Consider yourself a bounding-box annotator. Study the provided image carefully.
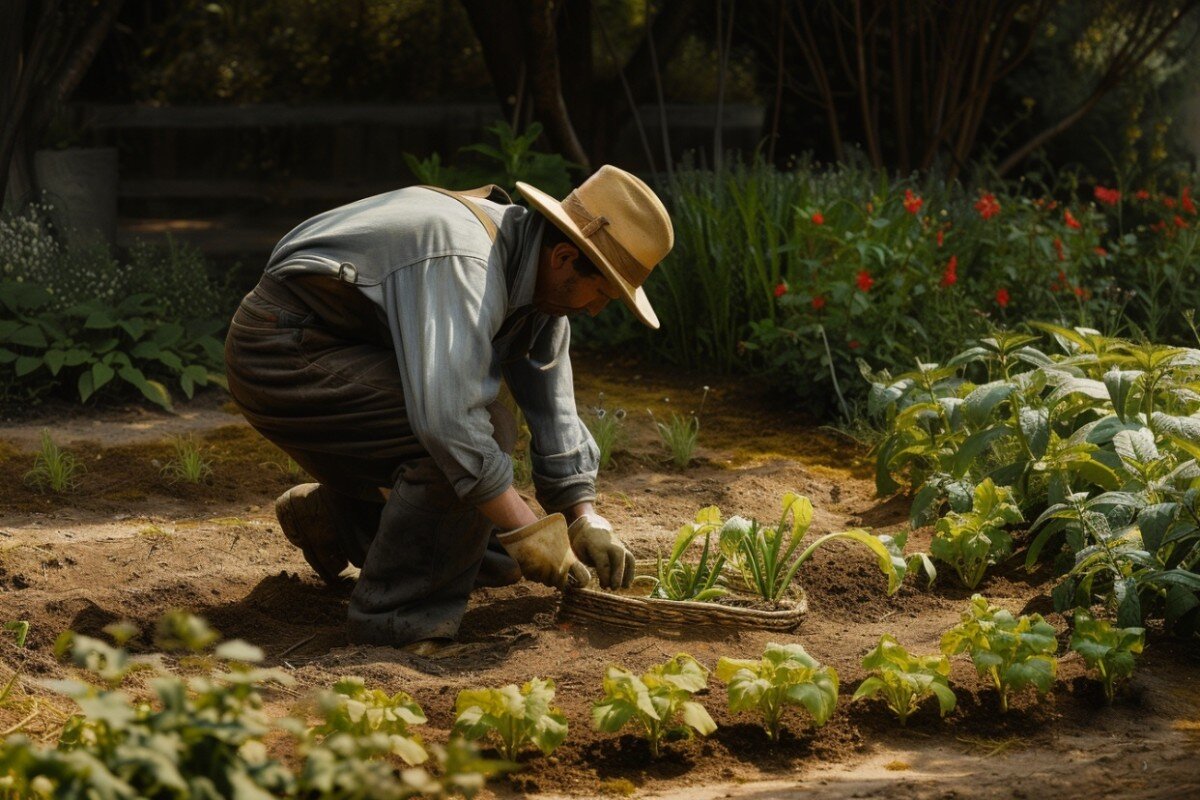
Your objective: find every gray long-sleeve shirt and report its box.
[265,187,600,511]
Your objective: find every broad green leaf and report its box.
[963,381,1016,428]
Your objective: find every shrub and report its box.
[930,479,1024,588]
[716,642,839,740]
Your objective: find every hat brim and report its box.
[517,180,660,329]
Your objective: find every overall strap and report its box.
[419,184,513,243]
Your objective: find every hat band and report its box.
[561,192,651,286]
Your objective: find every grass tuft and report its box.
[161,435,213,484]
[23,430,82,493]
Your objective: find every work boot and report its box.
[275,483,351,586]
[474,534,522,588]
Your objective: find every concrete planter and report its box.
[34,147,119,248]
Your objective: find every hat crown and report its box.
[574,165,674,270]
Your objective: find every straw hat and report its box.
[517,165,673,329]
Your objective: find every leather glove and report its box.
[568,513,635,589]
[495,513,592,591]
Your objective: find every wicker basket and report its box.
[557,560,807,632]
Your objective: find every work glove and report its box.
[568,513,636,590]
[496,513,592,591]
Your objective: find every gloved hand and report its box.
[496,513,592,591]
[568,513,635,589]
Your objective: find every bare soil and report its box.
[1,359,1197,799]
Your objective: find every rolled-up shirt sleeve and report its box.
[503,317,599,512]
[383,256,512,505]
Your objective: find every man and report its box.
[224,165,674,651]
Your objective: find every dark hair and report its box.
[541,217,603,278]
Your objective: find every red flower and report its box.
[1050,269,1068,293]
[1094,186,1121,206]
[939,255,958,288]
[1164,196,1177,209]
[975,192,1001,220]
[1151,220,1167,234]
[856,270,875,292]
[1175,215,1187,229]
[1183,187,1196,216]
[848,340,861,350]
[1094,246,1108,258]
[903,189,924,214]
[1073,285,1086,298]
[1135,189,1151,201]
[811,212,825,225]
[1053,237,1066,261]
[995,287,1010,308]
[1064,209,1082,230]
[936,229,944,248]
[773,282,788,298]
[811,295,827,310]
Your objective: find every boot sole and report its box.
[276,488,349,587]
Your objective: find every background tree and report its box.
[1,0,126,206]
[743,0,1200,178]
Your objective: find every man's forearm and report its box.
[564,501,595,524]
[477,486,540,530]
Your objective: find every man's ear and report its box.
[550,241,580,271]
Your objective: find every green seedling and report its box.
[592,653,717,757]
[651,506,728,602]
[1069,610,1144,702]
[23,430,82,493]
[719,493,910,602]
[851,634,956,725]
[453,677,568,761]
[941,595,1058,712]
[716,642,839,741]
[161,435,213,484]
[312,676,429,766]
[650,387,709,469]
[584,395,626,470]
[930,479,1024,588]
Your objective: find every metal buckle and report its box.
[338,262,358,284]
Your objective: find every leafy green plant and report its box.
[718,493,911,602]
[940,595,1059,712]
[452,678,568,761]
[583,394,626,470]
[160,435,214,484]
[404,121,577,199]
[23,430,82,493]
[310,677,428,766]
[1069,610,1144,702]
[931,479,1025,588]
[592,654,717,757]
[0,281,225,410]
[0,613,508,799]
[715,642,839,741]
[650,506,728,602]
[851,634,956,725]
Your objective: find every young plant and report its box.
[716,642,839,741]
[719,493,909,602]
[311,676,429,766]
[452,677,568,761]
[592,653,717,757]
[651,506,727,602]
[583,394,626,470]
[650,386,709,468]
[1069,610,1144,702]
[161,434,213,484]
[851,634,956,725]
[23,429,82,493]
[940,595,1059,712]
[930,479,1024,588]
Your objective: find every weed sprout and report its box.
[161,435,213,484]
[23,430,82,493]
[650,386,709,468]
[584,393,626,470]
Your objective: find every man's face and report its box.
[533,242,621,318]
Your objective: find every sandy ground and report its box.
[1,360,1198,799]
